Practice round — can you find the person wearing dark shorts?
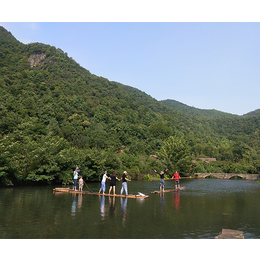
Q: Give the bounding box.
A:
[172,171,180,189]
[108,171,120,195]
[159,171,165,192]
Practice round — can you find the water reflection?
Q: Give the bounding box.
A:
[71,193,77,217]
[174,191,180,210]
[159,193,165,212]
[109,196,116,218]
[120,197,128,226]
[100,195,105,220]
[78,193,83,211]
[137,198,145,205]
[2,180,260,239]
[71,193,83,217]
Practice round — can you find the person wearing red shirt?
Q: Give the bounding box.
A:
[172,171,180,190]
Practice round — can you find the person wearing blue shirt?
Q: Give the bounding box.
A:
[73,167,80,190]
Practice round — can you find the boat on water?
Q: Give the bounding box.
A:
[151,187,187,194]
[53,188,149,199]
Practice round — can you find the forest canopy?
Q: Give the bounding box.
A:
[1,26,260,186]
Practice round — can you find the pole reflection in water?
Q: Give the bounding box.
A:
[120,197,128,226]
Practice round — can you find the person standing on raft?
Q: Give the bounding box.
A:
[73,167,80,191]
[108,171,120,195]
[172,171,180,189]
[120,171,131,195]
[99,171,111,194]
[78,176,84,191]
[154,169,168,192]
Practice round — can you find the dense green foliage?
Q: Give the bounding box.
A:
[1,26,260,186]
[244,109,260,116]
[161,99,238,119]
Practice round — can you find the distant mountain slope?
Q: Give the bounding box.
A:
[244,109,260,116]
[160,99,238,119]
[1,25,260,186]
[0,25,195,147]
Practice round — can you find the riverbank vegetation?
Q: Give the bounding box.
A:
[1,26,260,186]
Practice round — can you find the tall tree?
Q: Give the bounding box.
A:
[158,135,192,174]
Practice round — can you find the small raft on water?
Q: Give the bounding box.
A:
[53,188,149,199]
[151,187,187,194]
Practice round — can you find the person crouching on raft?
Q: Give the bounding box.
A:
[108,171,120,195]
[73,167,80,191]
[120,171,131,195]
[172,171,180,189]
[99,171,111,194]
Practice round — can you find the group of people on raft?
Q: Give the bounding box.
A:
[73,167,180,195]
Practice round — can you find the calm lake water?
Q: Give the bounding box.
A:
[1,178,260,239]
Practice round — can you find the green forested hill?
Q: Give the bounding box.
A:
[161,99,237,119]
[244,109,260,116]
[1,26,260,186]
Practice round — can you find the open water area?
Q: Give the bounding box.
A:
[1,178,260,239]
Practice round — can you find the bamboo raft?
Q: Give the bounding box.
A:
[151,187,187,194]
[53,188,149,199]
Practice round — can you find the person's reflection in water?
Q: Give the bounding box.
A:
[100,195,105,221]
[159,193,165,212]
[109,196,116,218]
[174,190,180,210]
[78,193,83,211]
[120,197,128,226]
[71,193,77,217]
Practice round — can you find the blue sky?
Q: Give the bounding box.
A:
[1,21,260,115]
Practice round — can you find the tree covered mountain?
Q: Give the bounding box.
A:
[160,99,238,119]
[244,109,260,116]
[1,26,260,186]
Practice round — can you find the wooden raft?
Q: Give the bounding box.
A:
[215,229,244,239]
[53,188,149,199]
[151,187,187,194]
